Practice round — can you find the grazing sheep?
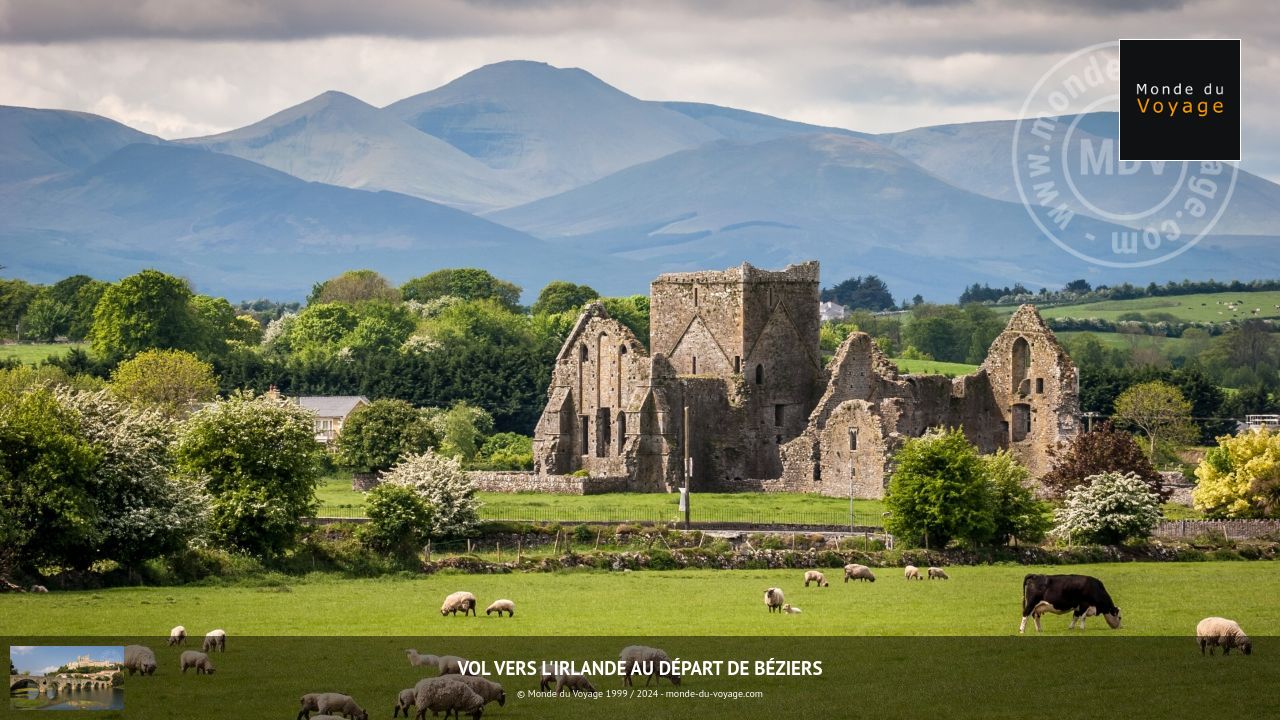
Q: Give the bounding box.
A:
[928,567,950,580]
[393,688,416,718]
[555,674,597,696]
[782,604,802,614]
[202,629,226,653]
[450,675,506,708]
[441,591,478,617]
[539,672,557,691]
[485,599,515,617]
[406,649,440,668]
[30,585,48,593]
[904,565,923,581]
[1196,617,1253,656]
[764,587,785,613]
[803,571,828,587]
[619,645,681,687]
[124,645,157,676]
[843,564,876,583]
[297,692,369,720]
[168,625,186,646]
[413,678,486,720]
[179,650,215,675]
[406,650,472,676]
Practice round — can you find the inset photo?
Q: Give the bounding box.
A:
[9,646,124,711]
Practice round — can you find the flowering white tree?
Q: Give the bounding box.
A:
[380,451,481,538]
[1053,471,1162,545]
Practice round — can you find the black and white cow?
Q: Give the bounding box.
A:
[1020,574,1121,633]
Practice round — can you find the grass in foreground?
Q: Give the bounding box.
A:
[890,357,980,376]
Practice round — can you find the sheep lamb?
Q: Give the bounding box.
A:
[393,688,417,718]
[297,692,369,720]
[619,645,681,687]
[904,565,923,581]
[844,564,876,583]
[123,645,157,676]
[441,591,478,617]
[179,650,215,675]
[764,587,785,613]
[202,629,226,653]
[803,571,829,587]
[413,678,486,720]
[928,567,950,580]
[782,604,802,614]
[485,599,515,617]
[168,625,187,646]
[1196,617,1252,656]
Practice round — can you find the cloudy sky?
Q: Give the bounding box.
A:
[1,0,1276,178]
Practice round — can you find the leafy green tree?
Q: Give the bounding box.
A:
[982,450,1051,544]
[1041,422,1163,498]
[0,278,38,341]
[174,391,321,557]
[360,483,433,558]
[532,281,600,315]
[109,349,218,417]
[820,275,895,311]
[1053,472,1161,544]
[21,293,72,341]
[342,303,416,357]
[884,429,995,547]
[429,402,495,463]
[1114,381,1198,458]
[401,268,522,311]
[377,451,480,539]
[286,303,358,354]
[474,432,534,470]
[1193,429,1280,518]
[309,269,400,305]
[334,399,438,473]
[90,269,197,359]
[600,295,651,348]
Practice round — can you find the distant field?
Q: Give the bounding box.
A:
[890,357,979,376]
[0,341,84,364]
[1057,331,1193,353]
[1000,291,1280,323]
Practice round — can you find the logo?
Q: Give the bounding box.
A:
[1012,41,1237,268]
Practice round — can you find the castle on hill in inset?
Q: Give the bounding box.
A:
[532,262,1079,498]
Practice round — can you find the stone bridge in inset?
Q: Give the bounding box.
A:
[10,670,118,694]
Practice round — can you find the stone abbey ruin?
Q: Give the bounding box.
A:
[531,262,1079,498]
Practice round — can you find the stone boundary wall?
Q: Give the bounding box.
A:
[1155,519,1280,539]
[465,471,629,495]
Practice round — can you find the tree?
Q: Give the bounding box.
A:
[21,293,72,341]
[600,295,650,348]
[174,391,321,557]
[1041,422,1164,498]
[0,278,38,341]
[821,275,895,311]
[983,450,1051,544]
[90,269,197,359]
[309,270,400,305]
[474,432,534,470]
[532,281,600,315]
[430,402,494,463]
[1064,279,1092,293]
[1113,381,1198,457]
[884,429,994,547]
[285,303,358,354]
[1053,472,1161,544]
[400,268,522,311]
[334,399,438,473]
[1193,430,1280,518]
[378,451,480,538]
[360,483,433,559]
[110,349,218,417]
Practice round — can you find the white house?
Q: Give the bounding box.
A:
[294,395,369,443]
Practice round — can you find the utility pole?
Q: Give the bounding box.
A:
[681,403,691,530]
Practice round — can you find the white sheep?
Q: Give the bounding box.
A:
[406,649,440,668]
[441,591,478,617]
[843,564,876,583]
[393,688,416,718]
[764,587,785,613]
[904,565,923,581]
[203,629,226,653]
[485,599,515,617]
[1196,617,1253,656]
[30,585,48,593]
[782,604,802,614]
[413,678,486,720]
[803,571,828,587]
[406,650,472,675]
[619,645,681,687]
[123,645,157,676]
[450,675,506,707]
[179,650,215,675]
[168,625,187,646]
[555,674,597,696]
[928,567,949,580]
[297,692,369,720]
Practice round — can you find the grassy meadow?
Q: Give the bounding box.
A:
[1016,291,1280,323]
[889,357,980,376]
[0,341,84,364]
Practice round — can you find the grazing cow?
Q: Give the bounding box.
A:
[1020,574,1121,633]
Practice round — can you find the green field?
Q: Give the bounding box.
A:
[1007,291,1280,323]
[0,341,84,364]
[889,357,979,376]
[1057,330,1193,354]
[5,564,1275,719]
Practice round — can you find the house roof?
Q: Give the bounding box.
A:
[295,396,369,418]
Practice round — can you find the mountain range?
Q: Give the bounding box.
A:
[2,60,1277,301]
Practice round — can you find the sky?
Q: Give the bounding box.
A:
[0,0,1276,178]
[9,645,123,675]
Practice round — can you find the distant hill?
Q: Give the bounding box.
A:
[0,106,160,184]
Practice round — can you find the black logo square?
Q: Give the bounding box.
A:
[1120,39,1240,161]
